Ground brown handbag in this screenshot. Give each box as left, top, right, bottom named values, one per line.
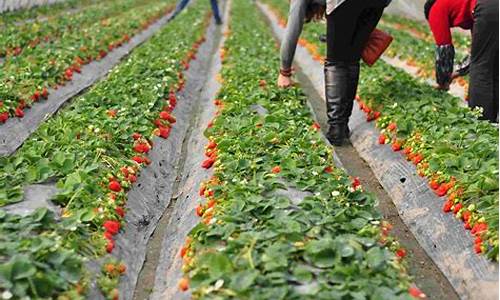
left=361, top=28, right=393, bottom=66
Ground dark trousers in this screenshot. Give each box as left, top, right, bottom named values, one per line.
left=173, top=0, right=221, bottom=23
left=326, top=0, right=386, bottom=63
left=469, top=0, right=499, bottom=122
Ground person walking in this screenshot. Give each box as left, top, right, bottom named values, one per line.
left=324, top=0, right=391, bottom=145
left=277, top=0, right=326, bottom=88
left=425, top=0, right=498, bottom=122
left=173, top=0, right=222, bottom=24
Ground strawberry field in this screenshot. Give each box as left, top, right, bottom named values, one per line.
left=0, top=0, right=498, bottom=300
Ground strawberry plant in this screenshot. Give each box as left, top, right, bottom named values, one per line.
left=356, top=61, right=498, bottom=260
left=0, top=0, right=176, bottom=123
left=0, top=0, right=211, bottom=297
left=179, top=0, right=421, bottom=298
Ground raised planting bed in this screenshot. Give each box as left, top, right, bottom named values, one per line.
left=0, top=0, right=175, bottom=125
left=258, top=3, right=499, bottom=299
left=174, top=0, right=426, bottom=299
left=0, top=0, right=213, bottom=298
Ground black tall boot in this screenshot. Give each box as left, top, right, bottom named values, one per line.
left=324, top=61, right=360, bottom=146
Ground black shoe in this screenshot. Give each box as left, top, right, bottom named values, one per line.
left=319, top=34, right=327, bottom=43
left=326, top=124, right=347, bottom=146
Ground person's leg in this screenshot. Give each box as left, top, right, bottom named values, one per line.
left=173, top=0, right=190, bottom=16
left=210, top=0, right=222, bottom=24
left=469, top=0, right=499, bottom=122
left=324, top=0, right=385, bottom=145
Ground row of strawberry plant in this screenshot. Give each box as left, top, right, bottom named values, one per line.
left=260, top=0, right=497, bottom=261
left=0, top=0, right=93, bottom=26
left=0, top=0, right=162, bottom=58
left=380, top=14, right=471, bottom=53
left=0, top=0, right=210, bottom=298
left=0, top=0, right=175, bottom=124
left=356, top=61, right=498, bottom=260
left=177, top=1, right=424, bottom=299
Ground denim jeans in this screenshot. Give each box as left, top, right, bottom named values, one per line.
left=173, top=0, right=221, bottom=23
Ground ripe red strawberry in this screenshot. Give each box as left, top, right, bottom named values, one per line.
left=178, top=278, right=189, bottom=291
left=435, top=184, right=449, bottom=197
left=159, top=111, right=176, bottom=123
left=107, top=110, right=117, bottom=118
left=158, top=126, right=171, bottom=139
left=128, top=174, right=137, bottom=183
left=474, top=244, right=482, bottom=254
left=201, top=157, right=215, bottom=169
left=15, top=107, right=24, bottom=118
left=120, top=166, right=129, bottom=177
left=103, top=220, right=121, bottom=235
left=109, top=180, right=122, bottom=192
left=199, top=185, right=206, bottom=196
left=378, top=134, right=386, bottom=144
left=312, top=122, right=321, bottom=131
left=373, top=111, right=381, bottom=119
left=474, top=236, right=482, bottom=245
left=408, top=286, right=426, bottom=298
left=362, top=105, right=371, bottom=114
left=41, top=87, right=49, bottom=99
left=195, top=204, right=204, bottom=217
left=0, top=112, right=9, bottom=123
left=115, top=206, right=125, bottom=218
left=214, top=99, right=222, bottom=106
left=462, top=210, right=471, bottom=222
left=104, top=231, right=113, bottom=240
left=132, top=156, right=144, bottom=164
left=391, top=141, right=402, bottom=151
left=352, top=177, right=361, bottom=189
left=396, top=248, right=406, bottom=258
left=471, top=223, right=488, bottom=235
left=271, top=166, right=281, bottom=174
left=453, top=203, right=462, bottom=214
left=324, top=166, right=333, bottom=173
left=207, top=121, right=213, bottom=128
left=134, top=143, right=150, bottom=153
left=144, top=157, right=152, bottom=165
left=180, top=246, right=188, bottom=258
left=442, top=200, right=453, bottom=213
left=412, top=153, right=424, bottom=165
left=387, top=122, right=397, bottom=131
left=207, top=140, right=217, bottom=149
left=132, top=132, right=142, bottom=140
left=106, top=240, right=115, bottom=253
left=32, top=90, right=40, bottom=101
left=402, top=147, right=412, bottom=155
left=429, top=180, right=440, bottom=190
left=464, top=222, right=472, bottom=230
left=65, top=68, right=73, bottom=79
left=169, top=91, right=177, bottom=108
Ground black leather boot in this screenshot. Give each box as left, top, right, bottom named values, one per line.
left=324, top=61, right=359, bottom=146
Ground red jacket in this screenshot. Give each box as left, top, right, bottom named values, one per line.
left=428, top=0, right=476, bottom=45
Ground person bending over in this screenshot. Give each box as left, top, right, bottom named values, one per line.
left=425, top=0, right=498, bottom=122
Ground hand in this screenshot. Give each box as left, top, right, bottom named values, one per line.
left=277, top=73, right=294, bottom=88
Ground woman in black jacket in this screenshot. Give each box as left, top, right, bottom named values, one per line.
left=324, top=0, right=390, bottom=145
